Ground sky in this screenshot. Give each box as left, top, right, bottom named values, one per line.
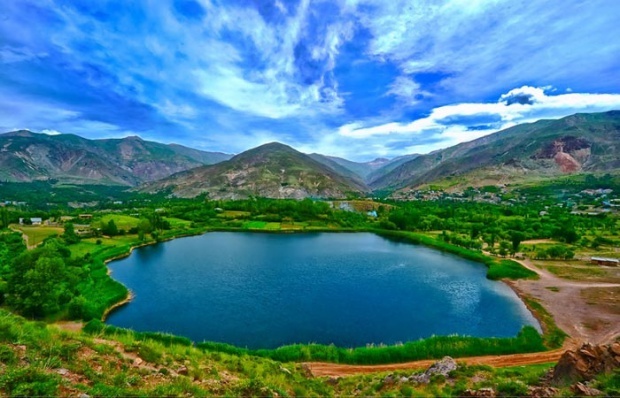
left=1, top=0, right=620, bottom=161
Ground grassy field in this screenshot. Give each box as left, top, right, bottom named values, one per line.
left=69, top=236, right=140, bottom=259
left=96, top=214, right=141, bottom=230
left=10, top=224, right=63, bottom=246
left=164, top=217, right=192, bottom=228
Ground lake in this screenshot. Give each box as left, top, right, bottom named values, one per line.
left=106, top=232, right=539, bottom=349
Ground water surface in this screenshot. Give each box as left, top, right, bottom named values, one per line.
left=107, top=232, right=538, bottom=348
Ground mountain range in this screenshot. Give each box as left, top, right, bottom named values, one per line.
left=0, top=130, right=231, bottom=186
left=2, top=111, right=620, bottom=198
left=370, top=110, right=620, bottom=193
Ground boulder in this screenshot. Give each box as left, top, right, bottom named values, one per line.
left=459, top=387, right=496, bottom=397
left=527, top=386, right=559, bottom=397
left=551, top=343, right=620, bottom=386
left=571, top=382, right=603, bottom=396
left=410, top=356, right=458, bottom=384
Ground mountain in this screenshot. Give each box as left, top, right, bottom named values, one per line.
left=308, top=153, right=420, bottom=185
left=0, top=130, right=232, bottom=186
left=142, top=142, right=369, bottom=199
left=370, top=111, right=620, bottom=192
left=309, top=154, right=390, bottom=180
left=366, top=154, right=419, bottom=184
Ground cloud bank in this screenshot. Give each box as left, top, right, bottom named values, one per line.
left=1, top=0, right=619, bottom=160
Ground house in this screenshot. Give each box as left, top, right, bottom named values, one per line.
left=79, top=214, right=93, bottom=220
left=19, top=217, right=43, bottom=225
left=591, top=257, right=620, bottom=266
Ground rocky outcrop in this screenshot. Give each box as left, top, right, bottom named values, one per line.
left=409, top=356, right=458, bottom=384
left=550, top=343, right=620, bottom=386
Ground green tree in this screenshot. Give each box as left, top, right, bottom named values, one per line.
left=62, top=222, right=80, bottom=244
left=0, top=208, right=9, bottom=229
left=102, top=219, right=119, bottom=236
left=510, top=231, right=525, bottom=255
left=6, top=247, right=70, bottom=317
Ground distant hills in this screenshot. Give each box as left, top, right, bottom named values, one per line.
left=369, top=111, right=620, bottom=192
left=3, top=111, right=620, bottom=198
left=142, top=142, right=369, bottom=199
left=0, top=130, right=231, bottom=186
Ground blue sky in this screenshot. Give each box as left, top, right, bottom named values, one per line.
left=1, top=0, right=620, bottom=161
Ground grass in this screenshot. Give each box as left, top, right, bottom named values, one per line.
left=10, top=224, right=63, bottom=246
left=545, top=264, right=611, bottom=281
left=164, top=217, right=192, bottom=228
left=96, top=214, right=141, bottom=230
left=522, top=297, right=567, bottom=349
left=487, top=260, right=538, bottom=280
left=4, top=307, right=614, bottom=397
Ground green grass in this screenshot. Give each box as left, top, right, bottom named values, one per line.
left=243, top=221, right=267, bottom=229
left=197, top=326, right=546, bottom=365
left=11, top=225, right=63, bottom=246
left=96, top=214, right=141, bottom=230
left=487, top=260, right=538, bottom=280
left=164, top=217, right=192, bottom=228
left=522, top=297, right=567, bottom=349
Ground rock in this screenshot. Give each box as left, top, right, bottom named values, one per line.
left=527, top=386, right=559, bottom=397
left=571, top=382, right=603, bottom=396
left=551, top=343, right=620, bottom=386
left=410, top=356, right=458, bottom=384
left=611, top=343, right=620, bottom=356
left=459, top=387, right=496, bottom=397
left=382, top=374, right=396, bottom=385
left=326, top=376, right=340, bottom=385
left=133, top=357, right=143, bottom=367
left=56, top=368, right=69, bottom=376
left=177, top=366, right=189, bottom=375
left=300, top=363, right=313, bottom=378
left=79, top=394, right=91, bottom=398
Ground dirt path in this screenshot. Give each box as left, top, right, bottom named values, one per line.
left=521, top=239, right=555, bottom=245
left=305, top=346, right=572, bottom=377
left=509, top=257, right=620, bottom=346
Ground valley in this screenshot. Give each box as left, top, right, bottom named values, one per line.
left=1, top=111, right=620, bottom=396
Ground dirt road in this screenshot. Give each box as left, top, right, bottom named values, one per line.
left=305, top=345, right=573, bottom=377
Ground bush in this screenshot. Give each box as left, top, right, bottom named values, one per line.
left=198, top=326, right=546, bottom=365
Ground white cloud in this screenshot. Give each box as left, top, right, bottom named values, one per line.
left=40, top=129, right=62, bottom=135
left=387, top=76, right=427, bottom=102
left=353, top=0, right=620, bottom=98
left=333, top=86, right=620, bottom=158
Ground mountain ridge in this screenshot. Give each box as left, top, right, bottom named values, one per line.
left=0, top=130, right=232, bottom=186
left=142, top=142, right=369, bottom=199
left=370, top=111, right=620, bottom=192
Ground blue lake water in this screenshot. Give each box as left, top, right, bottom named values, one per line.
left=106, top=232, right=539, bottom=349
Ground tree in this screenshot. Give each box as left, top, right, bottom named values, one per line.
left=62, top=222, right=80, bottom=244
left=0, top=208, right=9, bottom=229
left=510, top=231, right=525, bottom=256
left=499, top=241, right=510, bottom=257
left=6, top=246, right=70, bottom=317
left=102, top=219, right=118, bottom=236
